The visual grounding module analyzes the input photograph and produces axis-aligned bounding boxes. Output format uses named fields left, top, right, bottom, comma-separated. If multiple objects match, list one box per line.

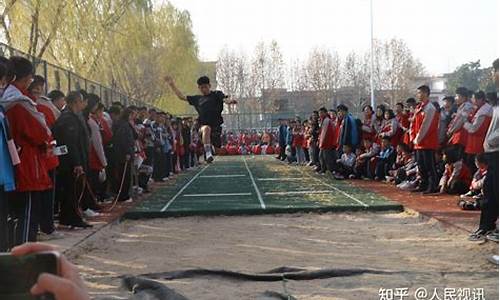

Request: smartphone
left=0, top=252, right=59, bottom=300
left=53, top=145, right=68, bottom=156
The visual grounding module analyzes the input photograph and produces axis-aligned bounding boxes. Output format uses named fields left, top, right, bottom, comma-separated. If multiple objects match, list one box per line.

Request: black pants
left=416, top=149, right=438, bottom=191
left=39, top=170, right=56, bottom=234
left=480, top=151, right=499, bottom=231
left=10, top=191, right=41, bottom=246
left=310, top=144, right=320, bottom=165
left=57, top=170, right=85, bottom=226
left=278, top=143, right=286, bottom=160
left=375, top=158, right=392, bottom=179
left=445, top=179, right=469, bottom=195
left=0, top=188, right=9, bottom=251
left=152, top=148, right=166, bottom=181
left=303, top=147, right=310, bottom=162
left=319, top=148, right=336, bottom=173
left=165, top=151, right=172, bottom=177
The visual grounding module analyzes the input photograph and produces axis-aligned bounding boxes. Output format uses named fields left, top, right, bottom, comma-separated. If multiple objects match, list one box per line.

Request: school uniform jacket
left=319, top=116, right=337, bottom=150
left=0, top=84, right=52, bottom=191
left=463, top=103, right=493, bottom=155
left=447, top=101, right=474, bottom=147
left=413, top=100, right=439, bottom=150
left=36, top=96, right=60, bottom=171
left=88, top=115, right=107, bottom=171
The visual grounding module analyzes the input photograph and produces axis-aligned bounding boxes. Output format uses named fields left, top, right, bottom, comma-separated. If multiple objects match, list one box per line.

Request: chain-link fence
left=0, top=42, right=148, bottom=107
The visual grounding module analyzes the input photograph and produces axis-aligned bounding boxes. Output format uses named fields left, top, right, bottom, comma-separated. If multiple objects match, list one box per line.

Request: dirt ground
left=69, top=211, right=499, bottom=300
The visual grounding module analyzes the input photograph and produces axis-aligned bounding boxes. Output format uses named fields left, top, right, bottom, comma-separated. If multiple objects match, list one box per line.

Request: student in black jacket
left=52, top=91, right=92, bottom=228
left=111, top=107, right=137, bottom=202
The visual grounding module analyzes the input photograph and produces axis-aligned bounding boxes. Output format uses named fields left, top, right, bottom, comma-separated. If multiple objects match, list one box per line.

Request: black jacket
left=52, top=109, right=90, bottom=172
left=112, top=120, right=136, bottom=164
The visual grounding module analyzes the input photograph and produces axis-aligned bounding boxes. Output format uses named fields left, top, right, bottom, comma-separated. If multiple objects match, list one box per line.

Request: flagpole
left=369, top=0, right=376, bottom=108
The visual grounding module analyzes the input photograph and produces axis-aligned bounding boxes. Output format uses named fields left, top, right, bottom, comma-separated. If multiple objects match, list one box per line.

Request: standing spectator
left=28, top=76, right=63, bottom=240
left=337, top=104, right=359, bottom=152
left=1, top=57, right=53, bottom=244
left=317, top=107, right=337, bottom=174
left=402, top=98, right=417, bottom=148
left=447, top=87, right=474, bottom=158
left=0, top=59, right=15, bottom=250
left=470, top=59, right=499, bottom=245
left=277, top=119, right=288, bottom=161
left=111, top=107, right=137, bottom=202
left=438, top=96, right=456, bottom=147
left=52, top=91, right=92, bottom=229
left=413, top=85, right=440, bottom=194
left=86, top=94, right=107, bottom=214
left=463, top=91, right=492, bottom=173
left=308, top=112, right=320, bottom=167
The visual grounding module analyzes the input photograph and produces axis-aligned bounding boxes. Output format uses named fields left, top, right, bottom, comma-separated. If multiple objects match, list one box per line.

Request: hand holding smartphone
left=0, top=251, right=59, bottom=300
left=2, top=243, right=90, bottom=300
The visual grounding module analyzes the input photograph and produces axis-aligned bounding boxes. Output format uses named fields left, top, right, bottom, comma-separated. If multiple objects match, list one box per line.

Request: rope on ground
left=138, top=266, right=403, bottom=282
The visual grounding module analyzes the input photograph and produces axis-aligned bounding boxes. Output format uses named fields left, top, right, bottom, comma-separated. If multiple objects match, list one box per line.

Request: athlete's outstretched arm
left=164, top=75, right=187, bottom=101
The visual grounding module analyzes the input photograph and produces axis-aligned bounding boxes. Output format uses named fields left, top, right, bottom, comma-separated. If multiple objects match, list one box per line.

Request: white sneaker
left=123, top=198, right=133, bottom=203
left=38, top=230, right=65, bottom=241
left=460, top=191, right=474, bottom=199
left=206, top=152, right=214, bottom=163
left=83, top=208, right=100, bottom=218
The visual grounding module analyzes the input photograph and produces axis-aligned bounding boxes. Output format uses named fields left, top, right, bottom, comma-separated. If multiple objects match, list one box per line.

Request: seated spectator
left=387, top=143, right=414, bottom=185
left=373, top=136, right=396, bottom=181
left=459, top=154, right=488, bottom=210
left=438, top=147, right=471, bottom=195
left=333, top=144, right=356, bottom=180
left=353, top=138, right=380, bottom=179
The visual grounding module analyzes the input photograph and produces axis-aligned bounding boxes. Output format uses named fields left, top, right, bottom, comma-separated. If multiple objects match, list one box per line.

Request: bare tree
left=304, top=47, right=343, bottom=108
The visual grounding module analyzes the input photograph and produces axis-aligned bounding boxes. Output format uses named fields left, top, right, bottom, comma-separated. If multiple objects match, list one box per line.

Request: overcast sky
left=162, top=0, right=498, bottom=75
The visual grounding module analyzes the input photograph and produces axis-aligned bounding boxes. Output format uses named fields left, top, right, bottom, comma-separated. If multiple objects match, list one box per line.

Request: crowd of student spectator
left=0, top=56, right=206, bottom=250
left=275, top=59, right=499, bottom=246
left=0, top=54, right=498, bottom=258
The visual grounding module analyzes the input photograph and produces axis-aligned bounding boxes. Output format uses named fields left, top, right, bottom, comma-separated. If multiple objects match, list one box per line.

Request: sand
left=68, top=211, right=499, bottom=300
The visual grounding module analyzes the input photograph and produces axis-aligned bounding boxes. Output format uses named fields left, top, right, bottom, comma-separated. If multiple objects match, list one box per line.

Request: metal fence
left=179, top=111, right=312, bottom=132
left=0, top=42, right=147, bottom=107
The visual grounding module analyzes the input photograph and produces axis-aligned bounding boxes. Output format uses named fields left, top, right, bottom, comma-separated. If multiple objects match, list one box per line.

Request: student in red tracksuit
left=447, top=87, right=474, bottom=157
left=28, top=76, right=63, bottom=240
left=413, top=85, right=440, bottom=194
left=439, top=147, right=472, bottom=195
left=402, top=98, right=417, bottom=149
left=379, top=109, right=402, bottom=147
left=463, top=91, right=493, bottom=173
left=317, top=107, right=337, bottom=174
left=0, top=57, right=52, bottom=245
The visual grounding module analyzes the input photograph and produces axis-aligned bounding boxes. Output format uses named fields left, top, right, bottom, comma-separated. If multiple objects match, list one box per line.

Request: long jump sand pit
left=70, top=211, right=498, bottom=300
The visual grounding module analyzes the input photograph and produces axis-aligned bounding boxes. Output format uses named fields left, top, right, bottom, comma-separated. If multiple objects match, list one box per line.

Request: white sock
left=204, top=144, right=212, bottom=155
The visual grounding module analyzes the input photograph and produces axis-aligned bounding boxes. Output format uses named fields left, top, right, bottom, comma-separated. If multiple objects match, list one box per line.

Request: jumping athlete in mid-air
left=164, top=75, right=236, bottom=163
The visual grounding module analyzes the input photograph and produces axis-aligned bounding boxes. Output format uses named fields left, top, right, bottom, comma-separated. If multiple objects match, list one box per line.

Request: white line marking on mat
left=257, top=177, right=302, bottom=181
left=243, top=157, right=266, bottom=209
left=160, top=164, right=210, bottom=212
left=295, top=167, right=369, bottom=207
left=199, top=174, right=246, bottom=178
left=183, top=193, right=252, bottom=197
left=265, top=190, right=332, bottom=195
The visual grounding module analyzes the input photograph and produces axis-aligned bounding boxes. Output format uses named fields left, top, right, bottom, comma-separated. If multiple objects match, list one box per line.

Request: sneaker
left=83, top=208, right=100, bottom=218
left=348, top=174, right=356, bottom=179
left=487, top=255, right=499, bottom=265
left=334, top=174, right=345, bottom=180
left=205, top=152, right=214, bottom=163
left=38, top=230, right=65, bottom=241
left=486, top=230, right=499, bottom=242
left=123, top=198, right=133, bottom=203
left=468, top=228, right=490, bottom=242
